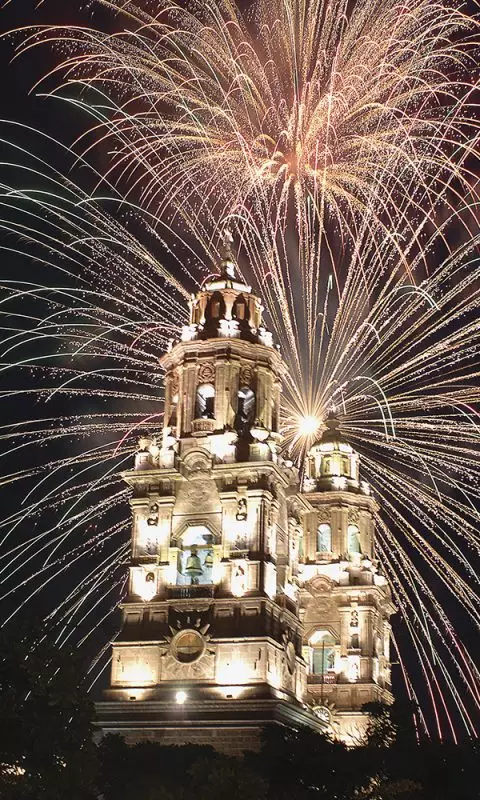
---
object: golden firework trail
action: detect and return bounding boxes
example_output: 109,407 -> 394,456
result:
0,0 -> 479,739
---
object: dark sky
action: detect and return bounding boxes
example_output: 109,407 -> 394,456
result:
0,1 -> 478,738
0,3 -> 111,141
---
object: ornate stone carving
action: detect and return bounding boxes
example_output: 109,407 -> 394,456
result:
306,575 -> 336,595
170,371 -> 179,396
239,364 -> 254,387
147,503 -> 159,526
182,449 -> 212,476
281,630 -> 297,676
317,507 -> 331,523
197,362 -> 215,383
310,699 -> 338,734
161,610 -> 215,679
186,483 -> 210,505
161,648 -> 215,680
175,469 -> 218,512
348,508 -> 360,524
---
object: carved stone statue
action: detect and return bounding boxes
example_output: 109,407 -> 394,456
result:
236,498 -> 247,521
147,503 -> 159,526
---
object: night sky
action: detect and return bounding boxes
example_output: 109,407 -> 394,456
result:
0,1 -> 478,736
0,1 -> 129,690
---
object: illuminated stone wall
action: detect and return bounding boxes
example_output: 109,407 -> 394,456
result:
100,259 -> 394,748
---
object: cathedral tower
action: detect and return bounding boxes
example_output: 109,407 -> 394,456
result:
291,413 -> 395,742
96,242 -> 394,752
97,238 -> 326,752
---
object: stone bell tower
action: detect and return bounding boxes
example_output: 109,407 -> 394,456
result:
289,413 -> 395,744
96,235 -> 327,753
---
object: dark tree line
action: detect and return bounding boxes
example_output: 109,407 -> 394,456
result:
0,621 -> 478,799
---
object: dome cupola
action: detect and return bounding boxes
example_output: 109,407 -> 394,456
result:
304,412 -> 370,496
181,230 -> 273,347
157,230 -> 284,465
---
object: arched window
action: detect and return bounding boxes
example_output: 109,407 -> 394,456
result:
322,456 -> 331,475
347,524 -> 361,554
317,523 -> 331,553
195,383 -> 215,419
177,526 -> 214,587
232,294 -> 248,322
206,291 -> 225,321
309,631 -> 336,676
235,386 -> 255,434
341,457 -> 349,476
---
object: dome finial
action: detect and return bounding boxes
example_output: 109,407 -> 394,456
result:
325,408 -> 340,431
218,227 -> 236,279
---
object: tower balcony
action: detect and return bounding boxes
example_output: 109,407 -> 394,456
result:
306,475 -> 371,495
167,585 -> 216,600
307,673 -> 337,685
192,418 -> 216,435
275,592 -> 298,616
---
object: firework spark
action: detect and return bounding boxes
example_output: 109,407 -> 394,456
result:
0,0 -> 479,739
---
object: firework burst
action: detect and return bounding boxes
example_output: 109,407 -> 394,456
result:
0,0 -> 479,739
12,0 -> 480,390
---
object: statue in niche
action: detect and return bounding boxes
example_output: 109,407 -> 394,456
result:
236,498 -> 247,521
145,538 -> 158,556
147,503 -> 159,526
327,649 -> 335,670
234,531 -> 248,551
231,563 -> 247,596
350,610 -> 359,627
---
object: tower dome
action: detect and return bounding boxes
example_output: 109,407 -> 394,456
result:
181,229 -> 273,348
304,411 -> 370,496
146,231 -> 285,471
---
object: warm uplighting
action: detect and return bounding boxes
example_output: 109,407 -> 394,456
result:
175,690 -> 187,705
119,660 -> 154,686
217,657 -> 249,686
137,572 -> 156,602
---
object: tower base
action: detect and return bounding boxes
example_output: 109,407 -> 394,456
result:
95,695 -> 328,756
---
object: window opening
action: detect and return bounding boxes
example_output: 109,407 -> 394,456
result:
195,383 -> 215,419
317,523 -> 331,553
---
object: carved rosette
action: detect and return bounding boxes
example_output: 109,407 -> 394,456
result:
197,362 -> 215,384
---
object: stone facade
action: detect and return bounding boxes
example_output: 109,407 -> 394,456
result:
96,243 -> 394,749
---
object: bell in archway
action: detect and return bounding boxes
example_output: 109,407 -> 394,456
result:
184,545 -> 203,585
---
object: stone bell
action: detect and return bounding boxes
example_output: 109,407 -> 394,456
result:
184,545 -> 203,585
